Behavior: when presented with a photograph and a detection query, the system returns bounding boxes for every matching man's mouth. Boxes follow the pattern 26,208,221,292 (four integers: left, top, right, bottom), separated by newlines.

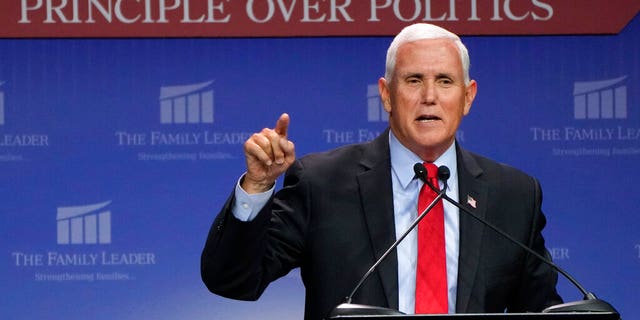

416,115,440,122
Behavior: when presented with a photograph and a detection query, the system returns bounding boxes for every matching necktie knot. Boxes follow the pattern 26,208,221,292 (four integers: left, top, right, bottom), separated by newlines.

424,162,438,180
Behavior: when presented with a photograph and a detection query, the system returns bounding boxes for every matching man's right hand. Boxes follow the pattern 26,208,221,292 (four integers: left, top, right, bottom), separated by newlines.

241,113,296,194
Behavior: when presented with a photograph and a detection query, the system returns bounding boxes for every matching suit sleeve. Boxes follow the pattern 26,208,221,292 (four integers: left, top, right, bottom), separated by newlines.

508,177,563,311
200,161,308,300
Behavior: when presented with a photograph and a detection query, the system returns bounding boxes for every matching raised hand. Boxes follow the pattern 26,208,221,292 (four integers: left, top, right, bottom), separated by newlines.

241,113,296,194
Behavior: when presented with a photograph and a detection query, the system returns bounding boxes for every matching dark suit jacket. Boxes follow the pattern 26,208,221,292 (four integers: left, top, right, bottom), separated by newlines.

201,129,562,320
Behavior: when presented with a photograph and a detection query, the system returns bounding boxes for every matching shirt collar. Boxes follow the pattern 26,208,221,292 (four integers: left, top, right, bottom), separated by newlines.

389,131,458,190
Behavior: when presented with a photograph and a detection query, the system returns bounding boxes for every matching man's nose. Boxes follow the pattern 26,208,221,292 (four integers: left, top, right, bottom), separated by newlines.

422,81,436,104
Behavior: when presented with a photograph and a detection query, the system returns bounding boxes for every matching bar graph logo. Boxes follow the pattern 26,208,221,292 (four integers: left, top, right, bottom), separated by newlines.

0,81,5,126
159,80,214,124
57,201,112,245
367,84,388,122
573,76,627,120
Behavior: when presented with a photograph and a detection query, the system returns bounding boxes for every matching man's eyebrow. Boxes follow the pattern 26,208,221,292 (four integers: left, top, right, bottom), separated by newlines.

435,72,454,79
399,72,457,80
401,72,424,79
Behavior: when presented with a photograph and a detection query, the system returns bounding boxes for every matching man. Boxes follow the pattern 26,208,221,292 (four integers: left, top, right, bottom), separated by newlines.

201,23,562,320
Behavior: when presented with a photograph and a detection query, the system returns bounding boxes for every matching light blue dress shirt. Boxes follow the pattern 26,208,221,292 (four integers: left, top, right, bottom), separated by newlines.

388,132,459,314
231,131,460,314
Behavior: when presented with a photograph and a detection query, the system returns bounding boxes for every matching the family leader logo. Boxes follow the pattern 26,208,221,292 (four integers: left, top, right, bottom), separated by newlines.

367,84,388,122
573,76,627,120
57,201,112,245
159,80,214,124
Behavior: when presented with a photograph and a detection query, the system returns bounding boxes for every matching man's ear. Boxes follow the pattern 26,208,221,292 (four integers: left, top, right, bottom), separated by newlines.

463,80,477,115
379,77,392,113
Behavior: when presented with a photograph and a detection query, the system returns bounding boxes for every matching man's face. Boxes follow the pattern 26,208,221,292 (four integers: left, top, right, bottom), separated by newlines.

379,38,477,162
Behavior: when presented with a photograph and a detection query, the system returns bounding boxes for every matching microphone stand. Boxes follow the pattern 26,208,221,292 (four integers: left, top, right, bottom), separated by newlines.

420,165,619,315
329,186,448,317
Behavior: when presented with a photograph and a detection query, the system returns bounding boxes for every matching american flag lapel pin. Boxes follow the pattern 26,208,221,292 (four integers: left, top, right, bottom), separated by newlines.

466,195,477,209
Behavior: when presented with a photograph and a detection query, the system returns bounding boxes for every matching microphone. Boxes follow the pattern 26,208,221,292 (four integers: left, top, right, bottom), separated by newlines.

328,164,448,317
414,163,450,196
414,163,618,315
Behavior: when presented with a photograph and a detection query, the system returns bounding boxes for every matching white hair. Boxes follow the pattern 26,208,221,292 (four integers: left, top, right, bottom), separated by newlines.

385,23,471,85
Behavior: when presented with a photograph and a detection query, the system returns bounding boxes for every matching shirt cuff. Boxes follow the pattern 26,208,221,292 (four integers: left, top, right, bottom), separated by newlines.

232,174,274,222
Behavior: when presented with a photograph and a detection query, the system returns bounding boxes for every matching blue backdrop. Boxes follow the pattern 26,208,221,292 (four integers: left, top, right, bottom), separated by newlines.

2,16,638,320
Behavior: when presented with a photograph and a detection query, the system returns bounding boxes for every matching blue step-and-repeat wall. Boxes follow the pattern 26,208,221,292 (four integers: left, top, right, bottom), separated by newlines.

2,16,639,320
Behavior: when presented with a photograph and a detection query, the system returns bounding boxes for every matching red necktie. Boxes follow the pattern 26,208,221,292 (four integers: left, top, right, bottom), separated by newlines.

415,163,448,314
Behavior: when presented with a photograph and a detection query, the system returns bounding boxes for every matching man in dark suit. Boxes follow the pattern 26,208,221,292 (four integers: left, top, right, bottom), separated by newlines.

201,23,562,320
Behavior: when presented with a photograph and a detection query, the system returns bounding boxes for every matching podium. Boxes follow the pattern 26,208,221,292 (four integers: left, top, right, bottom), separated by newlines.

326,303,620,320
327,313,619,319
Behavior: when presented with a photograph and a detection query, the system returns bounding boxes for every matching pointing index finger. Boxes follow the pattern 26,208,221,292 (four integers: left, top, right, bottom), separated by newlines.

274,113,290,138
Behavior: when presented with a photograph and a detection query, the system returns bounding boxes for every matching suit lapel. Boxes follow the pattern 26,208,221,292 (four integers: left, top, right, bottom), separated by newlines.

455,145,489,313
356,130,399,310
